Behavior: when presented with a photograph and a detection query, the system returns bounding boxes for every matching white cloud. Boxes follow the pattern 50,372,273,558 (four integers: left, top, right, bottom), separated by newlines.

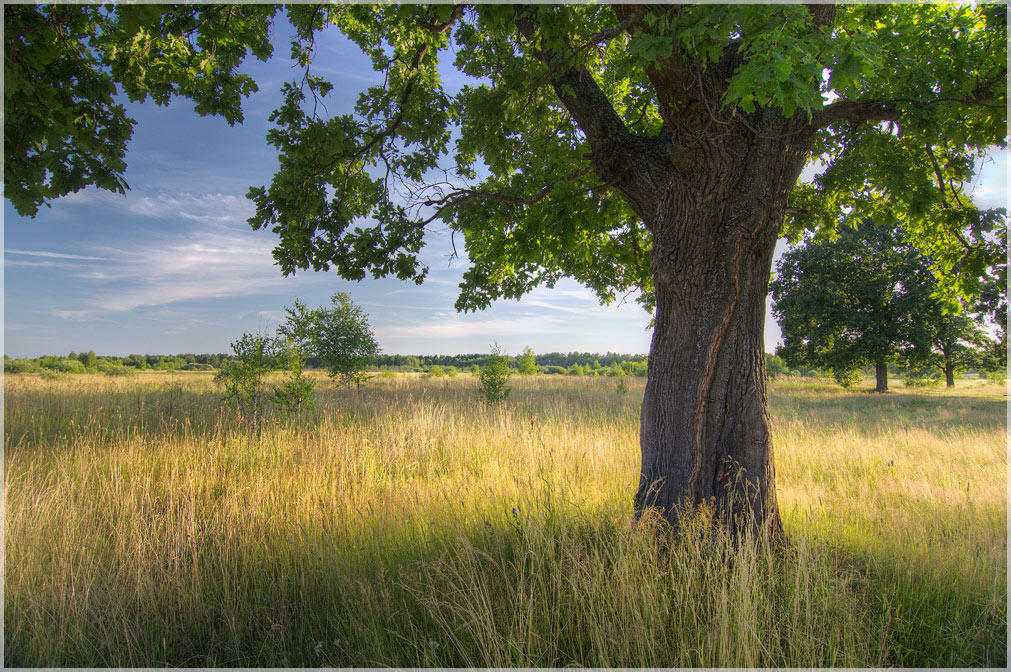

87,226,291,313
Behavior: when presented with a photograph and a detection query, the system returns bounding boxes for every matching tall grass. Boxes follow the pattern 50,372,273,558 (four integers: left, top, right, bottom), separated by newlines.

5,372,1005,666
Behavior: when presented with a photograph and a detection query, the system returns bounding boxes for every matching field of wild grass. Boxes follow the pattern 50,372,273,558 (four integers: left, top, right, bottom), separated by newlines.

4,371,1006,666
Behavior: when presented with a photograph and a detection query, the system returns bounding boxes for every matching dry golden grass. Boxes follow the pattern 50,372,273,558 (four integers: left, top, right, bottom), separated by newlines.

4,371,1005,666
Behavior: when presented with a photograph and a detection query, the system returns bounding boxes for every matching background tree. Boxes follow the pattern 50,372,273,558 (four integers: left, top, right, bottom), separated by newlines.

517,346,539,376
905,301,994,388
772,222,926,392
6,4,1005,532
772,221,996,391
278,293,380,389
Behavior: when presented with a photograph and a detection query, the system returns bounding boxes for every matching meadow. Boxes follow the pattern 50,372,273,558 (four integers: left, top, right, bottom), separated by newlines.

4,371,1006,667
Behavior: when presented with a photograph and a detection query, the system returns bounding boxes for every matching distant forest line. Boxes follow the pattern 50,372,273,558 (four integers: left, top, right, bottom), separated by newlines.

6,351,985,384
5,351,649,375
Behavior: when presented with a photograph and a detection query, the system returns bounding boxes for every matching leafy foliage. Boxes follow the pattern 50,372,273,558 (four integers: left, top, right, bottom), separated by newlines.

771,221,996,387
9,6,1002,313
517,346,538,375
478,344,511,404
217,331,275,426
277,293,380,388
5,4,275,216
271,337,316,418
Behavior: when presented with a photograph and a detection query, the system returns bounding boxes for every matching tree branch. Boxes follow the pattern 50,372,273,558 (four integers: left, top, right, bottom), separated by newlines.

417,166,594,226
514,11,633,148
813,66,1006,130
811,99,901,129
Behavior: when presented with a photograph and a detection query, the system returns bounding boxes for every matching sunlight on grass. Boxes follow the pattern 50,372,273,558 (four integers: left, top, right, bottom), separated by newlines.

4,372,1006,666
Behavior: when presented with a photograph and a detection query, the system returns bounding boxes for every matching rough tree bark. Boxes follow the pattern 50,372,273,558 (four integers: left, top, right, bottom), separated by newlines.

875,362,889,393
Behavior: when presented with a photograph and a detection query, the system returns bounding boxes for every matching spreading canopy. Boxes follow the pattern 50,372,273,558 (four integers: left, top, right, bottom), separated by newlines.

7,4,1006,311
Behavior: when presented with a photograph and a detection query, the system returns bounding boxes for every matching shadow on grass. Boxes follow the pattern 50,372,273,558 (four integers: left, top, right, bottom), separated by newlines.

770,387,1007,434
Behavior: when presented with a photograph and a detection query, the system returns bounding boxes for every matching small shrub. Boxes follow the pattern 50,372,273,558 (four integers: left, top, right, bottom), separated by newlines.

479,344,511,403
426,365,446,378
983,369,1006,385
616,377,629,394
4,358,44,374
905,374,941,388
52,358,87,374
97,361,136,377
832,368,860,388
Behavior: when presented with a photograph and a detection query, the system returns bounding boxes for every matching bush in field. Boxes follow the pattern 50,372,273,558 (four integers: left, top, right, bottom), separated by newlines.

904,373,941,388
543,365,566,375
479,344,511,403
97,361,135,377
444,365,458,377
765,353,793,379
4,358,44,374
983,369,1006,385
567,363,585,376
271,338,315,417
469,364,480,375
623,360,649,377
52,358,87,374
426,365,446,378
217,332,275,426
832,368,861,388
616,377,629,394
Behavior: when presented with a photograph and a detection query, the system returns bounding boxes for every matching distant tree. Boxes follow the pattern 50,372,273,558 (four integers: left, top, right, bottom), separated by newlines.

278,292,380,388
517,346,538,375
478,344,511,404
772,222,935,392
567,363,586,377
79,350,97,370
905,298,995,388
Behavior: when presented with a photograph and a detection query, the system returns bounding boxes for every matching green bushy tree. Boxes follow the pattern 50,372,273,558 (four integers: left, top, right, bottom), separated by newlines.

217,331,275,427
479,344,512,404
278,293,380,389
517,346,538,376
270,337,316,417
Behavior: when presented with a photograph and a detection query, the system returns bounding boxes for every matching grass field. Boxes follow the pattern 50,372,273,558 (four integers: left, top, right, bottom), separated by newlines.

4,371,1006,666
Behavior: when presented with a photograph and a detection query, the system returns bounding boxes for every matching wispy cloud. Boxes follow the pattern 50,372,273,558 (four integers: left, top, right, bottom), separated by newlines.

44,200,327,319
376,314,565,342
6,249,110,261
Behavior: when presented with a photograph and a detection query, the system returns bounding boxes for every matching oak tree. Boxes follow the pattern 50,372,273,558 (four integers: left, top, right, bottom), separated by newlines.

771,221,995,391
6,4,1006,532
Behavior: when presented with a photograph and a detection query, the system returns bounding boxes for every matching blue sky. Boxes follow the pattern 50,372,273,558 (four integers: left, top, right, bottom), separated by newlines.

4,20,1007,359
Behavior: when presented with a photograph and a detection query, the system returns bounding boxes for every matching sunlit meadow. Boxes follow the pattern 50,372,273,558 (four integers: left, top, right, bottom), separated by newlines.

4,371,1006,666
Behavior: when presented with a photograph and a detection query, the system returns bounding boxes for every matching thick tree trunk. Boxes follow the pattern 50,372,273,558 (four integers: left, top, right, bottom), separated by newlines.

875,362,888,392
944,361,955,388
635,197,784,537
